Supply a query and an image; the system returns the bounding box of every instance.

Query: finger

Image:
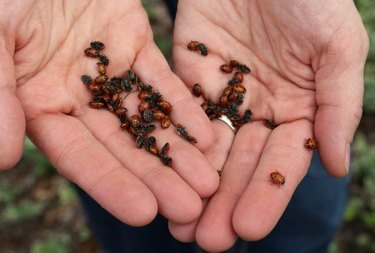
[76,107,204,223]
[204,120,235,171]
[233,119,313,240]
[168,219,199,243]
[168,121,235,243]
[27,114,158,226]
[314,21,369,177]
[168,199,209,243]
[0,48,25,169]
[195,121,269,252]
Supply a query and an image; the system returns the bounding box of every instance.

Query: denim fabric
[76,186,197,253]
[75,151,350,253]
[162,0,177,21]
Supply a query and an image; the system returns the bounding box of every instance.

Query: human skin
[0,0,219,226]
[170,0,369,251]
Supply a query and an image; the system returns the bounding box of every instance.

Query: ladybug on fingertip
[270,171,286,186]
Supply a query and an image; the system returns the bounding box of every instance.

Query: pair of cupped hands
[0,0,368,251]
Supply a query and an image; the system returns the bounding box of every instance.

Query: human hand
[0,0,219,226]
[170,0,369,251]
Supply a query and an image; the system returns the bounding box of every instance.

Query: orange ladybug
[270,171,286,186]
[304,138,318,150]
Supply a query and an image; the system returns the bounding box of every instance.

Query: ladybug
[304,138,318,150]
[263,119,278,130]
[187,41,208,56]
[89,101,105,109]
[270,171,285,186]
[192,83,203,97]
[197,43,208,56]
[220,64,233,73]
[187,40,200,51]
[90,41,105,51]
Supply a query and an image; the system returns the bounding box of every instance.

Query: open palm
[2,0,219,227]
[170,0,368,251]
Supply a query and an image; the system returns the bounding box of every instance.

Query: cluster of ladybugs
[81,41,197,166]
[187,41,253,131]
[187,40,319,187]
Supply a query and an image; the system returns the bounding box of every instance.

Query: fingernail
[345,144,351,174]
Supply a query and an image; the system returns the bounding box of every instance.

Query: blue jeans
[75,152,350,253]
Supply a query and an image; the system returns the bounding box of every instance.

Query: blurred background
[0,0,374,252]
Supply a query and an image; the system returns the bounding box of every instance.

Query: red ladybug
[304,138,318,150]
[270,171,286,186]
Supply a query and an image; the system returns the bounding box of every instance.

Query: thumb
[314,19,369,177]
[0,39,25,169]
